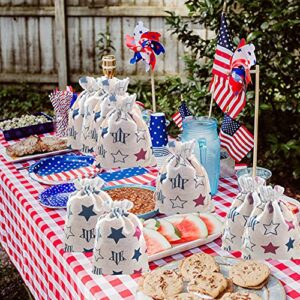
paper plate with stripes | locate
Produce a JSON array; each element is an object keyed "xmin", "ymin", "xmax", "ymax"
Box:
[{"xmin": 29, "ymin": 154, "xmax": 99, "ymax": 185}]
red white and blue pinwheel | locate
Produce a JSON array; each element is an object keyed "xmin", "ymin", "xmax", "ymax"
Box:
[
  {"xmin": 229, "ymin": 38, "xmax": 256, "ymax": 95},
  {"xmin": 126, "ymin": 21, "xmax": 165, "ymax": 72}
]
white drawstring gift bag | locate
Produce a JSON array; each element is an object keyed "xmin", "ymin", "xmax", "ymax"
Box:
[
  {"xmin": 242, "ymin": 185, "xmax": 300, "ymax": 259},
  {"xmin": 92, "ymin": 200, "xmax": 149, "ymax": 275},
  {"xmin": 222, "ymin": 175, "xmax": 265, "ymax": 252},
  {"xmin": 63, "ymin": 178, "xmax": 112, "ymax": 253},
  {"xmin": 95, "ymin": 93, "xmax": 155, "ymax": 169},
  {"xmin": 155, "ymin": 140, "xmax": 212, "ymax": 215},
  {"xmin": 67, "ymin": 76, "xmax": 100, "ymax": 150}
]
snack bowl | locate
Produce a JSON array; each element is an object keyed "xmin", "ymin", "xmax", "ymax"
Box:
[
  {"xmin": 236, "ymin": 167, "xmax": 272, "ymax": 181},
  {"xmin": 103, "ymin": 184, "xmax": 158, "ymax": 219}
]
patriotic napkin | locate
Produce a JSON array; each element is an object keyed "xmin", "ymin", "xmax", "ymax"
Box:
[
  {"xmin": 92, "ymin": 200, "xmax": 149, "ymax": 275},
  {"xmin": 64, "ymin": 178, "xmax": 112, "ymax": 253},
  {"xmin": 49, "ymin": 88, "xmax": 73, "ymax": 137}
]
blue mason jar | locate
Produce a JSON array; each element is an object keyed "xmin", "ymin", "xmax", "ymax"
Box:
[{"xmin": 181, "ymin": 117, "xmax": 220, "ymax": 195}]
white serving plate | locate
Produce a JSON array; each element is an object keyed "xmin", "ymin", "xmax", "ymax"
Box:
[
  {"xmin": 1, "ymin": 147, "xmax": 73, "ymax": 163},
  {"xmin": 137, "ymin": 256, "xmax": 286, "ymax": 300},
  {"xmin": 148, "ymin": 231, "xmax": 221, "ymax": 262}
]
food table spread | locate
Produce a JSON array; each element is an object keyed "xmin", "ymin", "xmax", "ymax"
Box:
[{"xmin": 0, "ymin": 133, "xmax": 300, "ymax": 300}]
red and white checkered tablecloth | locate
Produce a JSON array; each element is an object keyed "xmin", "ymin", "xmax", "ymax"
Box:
[{"xmin": 0, "ymin": 133, "xmax": 300, "ymax": 300}]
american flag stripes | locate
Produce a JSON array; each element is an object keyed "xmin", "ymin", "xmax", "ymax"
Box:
[
  {"xmin": 172, "ymin": 101, "xmax": 192, "ymax": 129},
  {"xmin": 210, "ymin": 13, "xmax": 246, "ymax": 119},
  {"xmin": 219, "ymin": 114, "xmax": 254, "ymax": 162}
]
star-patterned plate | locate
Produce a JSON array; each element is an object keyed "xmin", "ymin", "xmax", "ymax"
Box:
[
  {"xmin": 39, "ymin": 183, "xmax": 76, "ymax": 209},
  {"xmin": 29, "ymin": 154, "xmax": 97, "ymax": 185},
  {"xmin": 136, "ymin": 256, "xmax": 286, "ymax": 299}
]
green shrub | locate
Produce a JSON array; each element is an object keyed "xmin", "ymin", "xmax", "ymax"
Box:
[{"xmin": 164, "ymin": 0, "xmax": 300, "ymax": 188}]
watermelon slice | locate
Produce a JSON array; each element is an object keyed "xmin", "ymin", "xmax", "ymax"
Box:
[
  {"xmin": 157, "ymin": 219, "xmax": 181, "ymax": 242},
  {"xmin": 199, "ymin": 213, "xmax": 223, "ymax": 235},
  {"xmin": 143, "ymin": 219, "xmax": 160, "ymax": 230},
  {"xmin": 166, "ymin": 214, "xmax": 208, "ymax": 244},
  {"xmin": 143, "ymin": 227, "xmax": 172, "ymax": 255}
]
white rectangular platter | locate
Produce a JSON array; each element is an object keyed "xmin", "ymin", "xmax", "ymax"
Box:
[
  {"xmin": 148, "ymin": 231, "xmax": 221, "ymax": 262},
  {"xmin": 1, "ymin": 147, "xmax": 73, "ymax": 163}
]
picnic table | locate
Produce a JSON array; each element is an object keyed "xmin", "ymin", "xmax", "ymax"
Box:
[{"xmin": 0, "ymin": 133, "xmax": 300, "ymax": 300}]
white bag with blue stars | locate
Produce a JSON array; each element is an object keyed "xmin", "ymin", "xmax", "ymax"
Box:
[
  {"xmin": 68, "ymin": 76, "xmax": 101, "ymax": 150},
  {"xmin": 92, "ymin": 200, "xmax": 149, "ymax": 275},
  {"xmin": 95, "ymin": 93, "xmax": 155, "ymax": 169},
  {"xmin": 63, "ymin": 177, "xmax": 112, "ymax": 253},
  {"xmin": 222, "ymin": 175, "xmax": 265, "ymax": 252},
  {"xmin": 87, "ymin": 77, "xmax": 131, "ymax": 153},
  {"xmin": 81, "ymin": 76, "xmax": 108, "ymax": 153},
  {"xmin": 155, "ymin": 140, "xmax": 212, "ymax": 215},
  {"xmin": 242, "ymin": 185, "xmax": 300, "ymax": 259}
]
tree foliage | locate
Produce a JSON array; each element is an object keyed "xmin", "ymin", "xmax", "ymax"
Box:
[{"xmin": 165, "ymin": 0, "xmax": 300, "ymax": 186}]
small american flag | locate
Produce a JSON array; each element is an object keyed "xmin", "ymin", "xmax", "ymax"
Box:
[
  {"xmin": 172, "ymin": 101, "xmax": 192, "ymax": 129},
  {"xmin": 219, "ymin": 114, "xmax": 254, "ymax": 162},
  {"xmin": 210, "ymin": 13, "xmax": 246, "ymax": 119}
]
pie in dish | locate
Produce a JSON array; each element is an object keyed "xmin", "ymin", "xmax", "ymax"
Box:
[{"xmin": 6, "ymin": 135, "xmax": 67, "ymax": 158}]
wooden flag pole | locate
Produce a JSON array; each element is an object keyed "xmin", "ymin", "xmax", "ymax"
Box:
[
  {"xmin": 252, "ymin": 64, "xmax": 260, "ymax": 177},
  {"xmin": 208, "ymin": 75, "xmax": 215, "ymax": 118},
  {"xmin": 150, "ymin": 68, "xmax": 156, "ymax": 112}
]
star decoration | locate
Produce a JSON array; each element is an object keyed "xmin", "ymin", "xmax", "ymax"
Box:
[
  {"xmin": 261, "ymin": 242, "xmax": 279, "ymax": 254},
  {"xmin": 101, "ymin": 127, "xmax": 108, "ymax": 138},
  {"xmin": 194, "ymin": 194, "xmax": 206, "ymax": 207},
  {"xmin": 65, "ymin": 226, "xmax": 75, "ymax": 239},
  {"xmin": 109, "ymin": 250, "xmax": 126, "ymax": 265},
  {"xmin": 169, "ymin": 173, "xmax": 189, "ymax": 189},
  {"xmin": 95, "ymin": 248, "xmax": 104, "ymax": 261},
  {"xmin": 80, "ymin": 228, "xmax": 95, "ymax": 243},
  {"xmin": 247, "ymin": 216, "xmax": 260, "ymax": 230},
  {"xmin": 72, "ymin": 108, "xmax": 79, "ymax": 119},
  {"xmin": 194, "ymin": 176, "xmax": 204, "ymax": 189},
  {"xmin": 107, "ymin": 227, "xmax": 126, "ymax": 244},
  {"xmin": 135, "ymin": 130, "xmax": 146, "ymax": 142},
  {"xmin": 94, "ymin": 111, "xmax": 101, "ymax": 122},
  {"xmin": 286, "ymin": 238, "xmax": 295, "ymax": 252},
  {"xmin": 111, "ymin": 128, "xmax": 130, "ymax": 144},
  {"xmin": 170, "ymin": 196, "xmax": 188, "ymax": 209},
  {"xmin": 157, "ymin": 190, "xmax": 165, "ymax": 204},
  {"xmin": 286, "ymin": 220, "xmax": 295, "ymax": 231},
  {"xmin": 69, "ymin": 127, "xmax": 78, "ymax": 139},
  {"xmin": 244, "ymin": 236, "xmax": 256, "ymax": 251},
  {"xmin": 102, "ymin": 79, "xmax": 109, "ymax": 86},
  {"xmin": 93, "ymin": 266, "xmax": 102, "ymax": 275},
  {"xmin": 133, "ymin": 268, "xmax": 143, "ymax": 274},
  {"xmin": 134, "ymin": 226, "xmax": 142, "ymax": 240},
  {"xmin": 83, "ymin": 248, "xmax": 93, "ymax": 253},
  {"xmin": 111, "ymin": 150, "xmax": 129, "ymax": 163},
  {"xmin": 132, "ymin": 248, "xmax": 142, "ymax": 262},
  {"xmin": 263, "ymin": 220, "xmax": 280, "ymax": 236},
  {"xmin": 160, "ymin": 173, "xmax": 167, "ymax": 183},
  {"xmin": 112, "ymin": 270, "xmax": 123, "ymax": 275},
  {"xmin": 243, "ymin": 215, "xmax": 249, "ymax": 226},
  {"xmin": 224, "ymin": 228, "xmax": 236, "ymax": 243},
  {"xmin": 135, "ymin": 148, "xmax": 147, "ymax": 161},
  {"xmin": 228, "ymin": 207, "xmax": 240, "ymax": 222},
  {"xmin": 98, "ymin": 144, "xmax": 107, "ymax": 158},
  {"xmin": 78, "ymin": 205, "xmax": 97, "ymax": 221}
]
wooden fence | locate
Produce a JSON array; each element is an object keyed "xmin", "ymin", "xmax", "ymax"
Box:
[{"xmin": 0, "ymin": 0, "xmax": 208, "ymax": 88}]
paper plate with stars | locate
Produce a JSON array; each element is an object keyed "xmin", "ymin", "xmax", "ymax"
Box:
[{"xmin": 29, "ymin": 154, "xmax": 99, "ymax": 185}]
